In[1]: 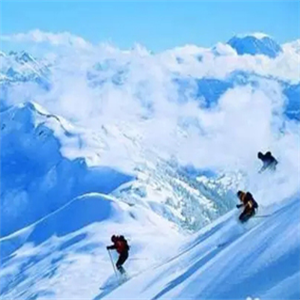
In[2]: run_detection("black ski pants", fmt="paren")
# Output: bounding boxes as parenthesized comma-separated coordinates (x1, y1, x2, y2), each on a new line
(116, 251, 128, 270)
(239, 208, 255, 223)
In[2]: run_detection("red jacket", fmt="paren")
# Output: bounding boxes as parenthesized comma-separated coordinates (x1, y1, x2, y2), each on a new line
(107, 238, 128, 254)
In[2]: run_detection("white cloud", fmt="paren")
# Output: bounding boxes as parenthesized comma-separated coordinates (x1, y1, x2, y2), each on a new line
(234, 32, 270, 40)
(2, 29, 300, 81)
(212, 42, 237, 56)
(0, 29, 92, 49)
(1, 31, 300, 205)
(282, 39, 300, 54)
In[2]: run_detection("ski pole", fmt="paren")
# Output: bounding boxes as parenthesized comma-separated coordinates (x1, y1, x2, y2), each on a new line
(107, 249, 118, 280)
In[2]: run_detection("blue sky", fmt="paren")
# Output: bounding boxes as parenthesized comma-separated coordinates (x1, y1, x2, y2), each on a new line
(0, 0, 299, 51)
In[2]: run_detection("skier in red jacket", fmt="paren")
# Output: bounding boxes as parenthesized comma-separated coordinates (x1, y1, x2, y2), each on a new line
(107, 235, 130, 274)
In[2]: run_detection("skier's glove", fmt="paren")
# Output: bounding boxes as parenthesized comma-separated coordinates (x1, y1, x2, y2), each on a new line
(236, 204, 243, 209)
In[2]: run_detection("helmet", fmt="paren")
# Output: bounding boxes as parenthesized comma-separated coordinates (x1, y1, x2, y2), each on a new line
(111, 235, 117, 242)
(237, 190, 244, 198)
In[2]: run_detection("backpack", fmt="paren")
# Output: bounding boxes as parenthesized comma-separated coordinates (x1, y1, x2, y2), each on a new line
(251, 199, 258, 209)
(119, 235, 130, 251)
(246, 192, 258, 209)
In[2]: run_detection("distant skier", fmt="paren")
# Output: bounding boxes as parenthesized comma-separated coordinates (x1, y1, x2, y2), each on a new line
(236, 191, 258, 223)
(258, 151, 278, 173)
(106, 235, 130, 274)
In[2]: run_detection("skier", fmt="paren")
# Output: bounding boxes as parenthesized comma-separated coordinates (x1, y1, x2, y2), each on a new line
(106, 235, 130, 274)
(258, 151, 278, 173)
(236, 191, 258, 223)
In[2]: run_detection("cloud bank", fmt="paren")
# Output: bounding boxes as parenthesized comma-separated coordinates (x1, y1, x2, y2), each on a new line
(1, 29, 92, 49)
(1, 30, 300, 204)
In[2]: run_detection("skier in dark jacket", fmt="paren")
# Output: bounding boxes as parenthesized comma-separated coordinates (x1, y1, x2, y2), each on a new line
(258, 151, 278, 173)
(236, 191, 258, 222)
(106, 235, 129, 274)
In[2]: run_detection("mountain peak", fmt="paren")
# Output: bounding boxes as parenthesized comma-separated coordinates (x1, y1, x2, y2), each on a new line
(8, 50, 35, 64)
(228, 33, 282, 58)
(19, 51, 35, 62)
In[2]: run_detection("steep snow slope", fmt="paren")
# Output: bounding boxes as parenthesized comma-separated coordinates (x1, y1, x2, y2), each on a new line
(0, 193, 183, 300)
(101, 194, 300, 300)
(112, 160, 238, 232)
(1, 191, 298, 300)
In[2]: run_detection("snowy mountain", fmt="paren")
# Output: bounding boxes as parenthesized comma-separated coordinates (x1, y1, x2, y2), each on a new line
(0, 51, 50, 87)
(228, 33, 283, 58)
(0, 102, 134, 237)
(1, 32, 300, 300)
(175, 72, 300, 121)
(0, 101, 239, 238)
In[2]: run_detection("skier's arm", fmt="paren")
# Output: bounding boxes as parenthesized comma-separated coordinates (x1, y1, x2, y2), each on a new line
(236, 204, 244, 208)
(245, 201, 254, 210)
(106, 244, 116, 250)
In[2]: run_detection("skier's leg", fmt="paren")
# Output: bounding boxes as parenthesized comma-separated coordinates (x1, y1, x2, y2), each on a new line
(239, 210, 247, 222)
(239, 209, 255, 223)
(116, 265, 126, 275)
(116, 252, 128, 274)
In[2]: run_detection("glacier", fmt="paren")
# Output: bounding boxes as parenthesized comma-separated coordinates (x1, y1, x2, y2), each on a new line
(0, 33, 300, 300)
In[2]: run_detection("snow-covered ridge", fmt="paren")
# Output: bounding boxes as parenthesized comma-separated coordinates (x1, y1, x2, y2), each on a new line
(0, 193, 134, 258)
(0, 192, 184, 299)
(0, 50, 50, 85)
(0, 102, 134, 237)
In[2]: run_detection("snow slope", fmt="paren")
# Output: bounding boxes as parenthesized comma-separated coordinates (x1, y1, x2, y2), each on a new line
(99, 194, 300, 300)
(0, 193, 183, 300)
(1, 190, 298, 299)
